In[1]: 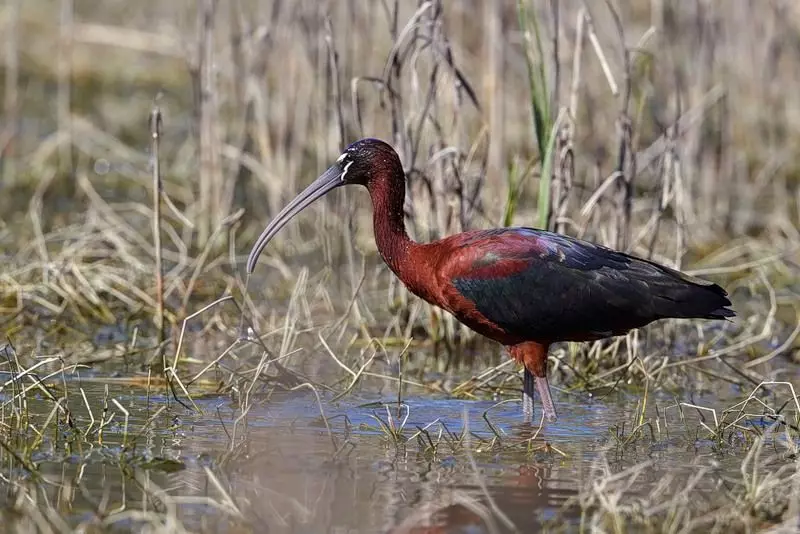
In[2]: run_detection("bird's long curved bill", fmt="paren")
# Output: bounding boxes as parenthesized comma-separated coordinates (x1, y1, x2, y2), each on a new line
(246, 164, 343, 274)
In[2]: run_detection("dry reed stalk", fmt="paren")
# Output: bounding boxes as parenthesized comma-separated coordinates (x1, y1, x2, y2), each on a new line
(483, 1, 504, 190)
(149, 104, 165, 362)
(602, 3, 636, 251)
(550, 0, 561, 112)
(57, 0, 73, 175)
(195, 0, 222, 247)
(1, 0, 21, 185)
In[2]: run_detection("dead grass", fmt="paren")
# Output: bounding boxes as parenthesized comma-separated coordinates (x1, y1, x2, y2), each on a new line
(0, 338, 797, 532)
(0, 0, 799, 532)
(548, 395, 800, 533)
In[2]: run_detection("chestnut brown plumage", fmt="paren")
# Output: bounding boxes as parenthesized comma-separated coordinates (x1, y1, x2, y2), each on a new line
(247, 138, 735, 423)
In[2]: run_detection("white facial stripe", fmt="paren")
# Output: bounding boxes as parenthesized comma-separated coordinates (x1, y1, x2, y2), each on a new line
(340, 160, 354, 182)
(336, 153, 347, 163)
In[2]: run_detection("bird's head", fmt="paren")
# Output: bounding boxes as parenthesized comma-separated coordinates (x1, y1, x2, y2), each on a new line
(246, 138, 401, 273)
(330, 137, 400, 187)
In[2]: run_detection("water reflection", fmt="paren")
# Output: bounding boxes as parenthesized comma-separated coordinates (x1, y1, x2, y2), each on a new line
(4, 382, 759, 533)
(182, 394, 606, 532)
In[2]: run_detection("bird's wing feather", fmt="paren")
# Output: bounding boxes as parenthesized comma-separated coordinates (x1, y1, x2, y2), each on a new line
(436, 228, 731, 342)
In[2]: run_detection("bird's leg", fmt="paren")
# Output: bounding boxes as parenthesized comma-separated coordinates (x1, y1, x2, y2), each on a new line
(534, 375, 557, 422)
(522, 368, 535, 424)
(509, 341, 556, 424)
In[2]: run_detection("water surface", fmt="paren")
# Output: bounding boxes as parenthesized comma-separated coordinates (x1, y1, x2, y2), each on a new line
(11, 376, 782, 533)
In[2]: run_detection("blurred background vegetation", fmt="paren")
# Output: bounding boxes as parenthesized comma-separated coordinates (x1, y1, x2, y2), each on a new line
(1, 0, 798, 381)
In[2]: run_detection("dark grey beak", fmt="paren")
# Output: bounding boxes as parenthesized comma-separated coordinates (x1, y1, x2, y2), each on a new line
(246, 164, 344, 274)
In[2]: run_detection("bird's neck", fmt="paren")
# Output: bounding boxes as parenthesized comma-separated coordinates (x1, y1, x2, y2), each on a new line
(367, 176, 418, 278)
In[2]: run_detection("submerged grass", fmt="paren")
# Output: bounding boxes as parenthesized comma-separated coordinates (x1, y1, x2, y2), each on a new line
(0, 344, 796, 532)
(0, 0, 799, 532)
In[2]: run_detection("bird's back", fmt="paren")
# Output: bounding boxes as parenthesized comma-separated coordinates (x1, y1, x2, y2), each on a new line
(424, 228, 734, 344)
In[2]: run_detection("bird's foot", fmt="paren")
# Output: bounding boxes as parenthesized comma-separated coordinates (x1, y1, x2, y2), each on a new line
(522, 369, 557, 424)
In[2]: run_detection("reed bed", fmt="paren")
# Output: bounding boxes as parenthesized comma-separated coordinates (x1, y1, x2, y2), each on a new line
(0, 0, 799, 532)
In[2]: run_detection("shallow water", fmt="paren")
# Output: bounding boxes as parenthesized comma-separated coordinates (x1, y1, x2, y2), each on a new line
(8, 374, 789, 534)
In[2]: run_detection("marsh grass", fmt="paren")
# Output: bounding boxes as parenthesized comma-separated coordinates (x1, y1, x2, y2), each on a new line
(0, 336, 798, 532)
(0, 344, 247, 533)
(1, 0, 800, 532)
(558, 423, 800, 533)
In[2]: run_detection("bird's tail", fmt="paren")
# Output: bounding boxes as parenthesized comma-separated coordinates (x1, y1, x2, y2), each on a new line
(686, 282, 735, 320)
(652, 268, 735, 320)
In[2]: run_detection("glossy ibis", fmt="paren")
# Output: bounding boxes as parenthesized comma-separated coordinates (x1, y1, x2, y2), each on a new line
(246, 138, 735, 423)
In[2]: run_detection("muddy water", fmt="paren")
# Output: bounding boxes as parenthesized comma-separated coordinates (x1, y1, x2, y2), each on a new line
(12, 377, 771, 533)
